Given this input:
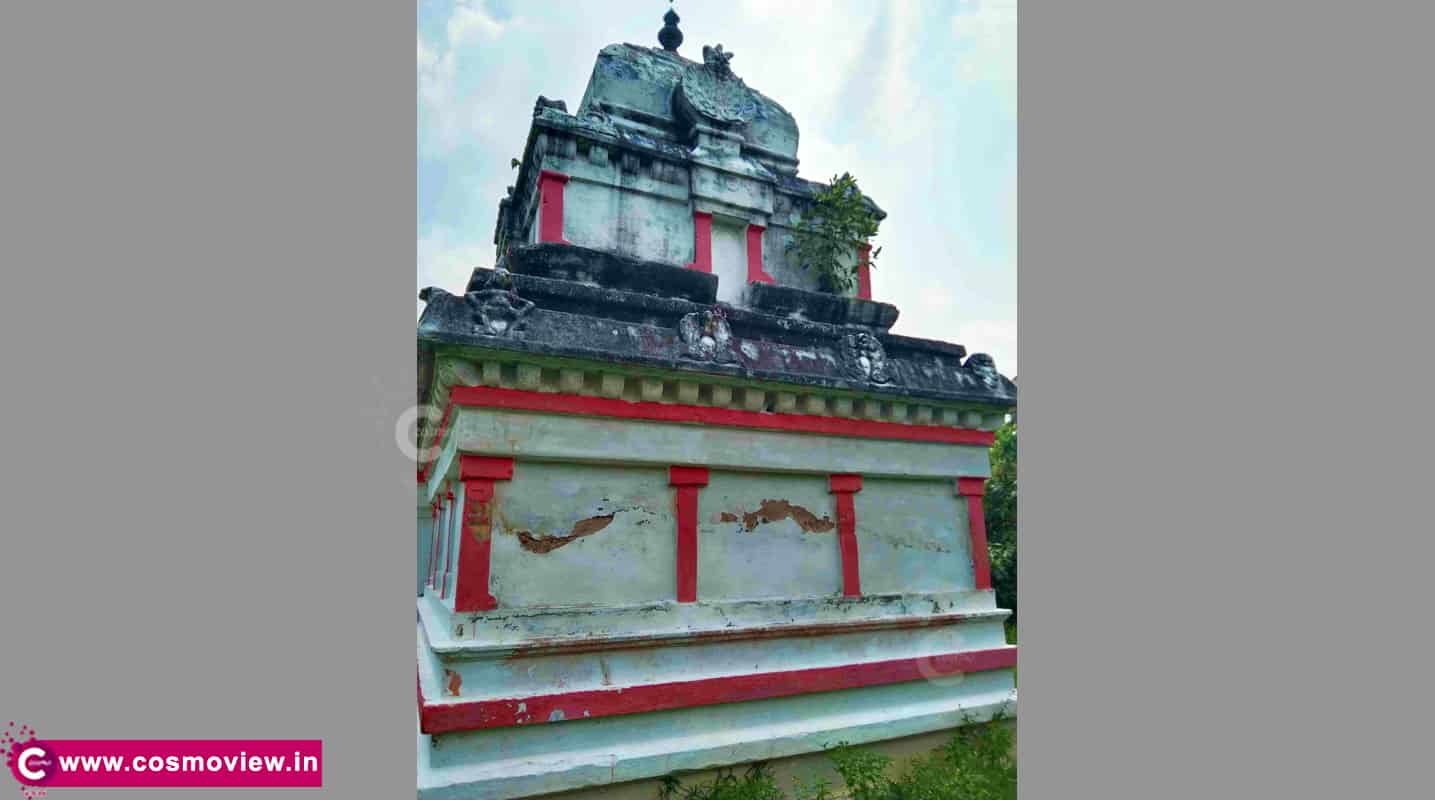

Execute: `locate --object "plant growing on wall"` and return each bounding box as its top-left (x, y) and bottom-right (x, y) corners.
top-left (986, 420), bottom-right (1017, 627)
top-left (786, 172), bottom-right (882, 295)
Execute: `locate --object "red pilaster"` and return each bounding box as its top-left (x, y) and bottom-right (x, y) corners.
top-left (856, 243), bottom-right (873, 300)
top-left (686, 211), bottom-right (713, 273)
top-left (746, 224), bottom-right (774, 284)
top-left (431, 499), bottom-right (446, 589)
top-left (957, 477), bottom-right (992, 591)
top-left (669, 466), bottom-right (710, 603)
top-left (537, 169), bottom-right (570, 244)
top-left (454, 455), bottom-right (514, 612)
top-left (425, 501), bottom-right (441, 589)
top-left (830, 474), bottom-right (864, 597)
top-left (438, 484), bottom-right (456, 598)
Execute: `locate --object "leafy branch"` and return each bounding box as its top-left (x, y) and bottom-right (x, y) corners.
top-left (786, 172), bottom-right (882, 294)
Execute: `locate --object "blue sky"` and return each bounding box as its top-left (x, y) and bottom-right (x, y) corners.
top-left (419, 0), bottom-right (1017, 376)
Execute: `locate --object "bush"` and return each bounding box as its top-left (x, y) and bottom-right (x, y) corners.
top-left (657, 718), bottom-right (1015, 800)
top-left (786, 172), bottom-right (882, 294)
top-left (984, 422), bottom-right (1016, 624)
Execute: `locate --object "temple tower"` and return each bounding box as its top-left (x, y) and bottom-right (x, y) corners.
top-left (417, 10), bottom-right (1016, 799)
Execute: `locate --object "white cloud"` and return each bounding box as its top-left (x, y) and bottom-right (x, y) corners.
top-left (951, 0), bottom-right (1018, 96)
top-left (865, 0), bottom-right (927, 148)
top-left (447, 1), bottom-right (506, 46)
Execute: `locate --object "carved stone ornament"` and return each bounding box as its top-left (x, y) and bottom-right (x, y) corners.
top-left (842, 331), bottom-right (891, 384)
top-left (467, 289), bottom-right (534, 338)
top-left (677, 44), bottom-right (758, 126)
top-left (963, 353), bottom-right (1001, 390)
top-left (533, 95), bottom-right (568, 117)
top-left (678, 307), bottom-right (735, 363)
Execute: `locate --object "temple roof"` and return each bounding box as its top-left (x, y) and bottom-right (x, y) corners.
top-left (419, 243), bottom-right (1015, 410)
top-left (575, 42), bottom-right (801, 174)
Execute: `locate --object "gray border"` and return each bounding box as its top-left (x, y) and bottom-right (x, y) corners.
top-left (0, 3), bottom-right (414, 798)
top-left (4, 1), bottom-right (1431, 798)
top-left (1022, 1), bottom-right (1429, 797)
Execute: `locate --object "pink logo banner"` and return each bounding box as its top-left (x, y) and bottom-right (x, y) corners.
top-left (6, 739), bottom-right (322, 790)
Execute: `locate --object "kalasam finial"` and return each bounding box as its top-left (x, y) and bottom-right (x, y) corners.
top-left (659, 4), bottom-right (683, 53)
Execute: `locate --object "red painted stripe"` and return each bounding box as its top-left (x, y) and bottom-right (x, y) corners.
top-left (833, 492), bottom-right (862, 597)
top-left (438, 487), bottom-right (455, 599)
top-left (668, 465), bottom-right (710, 487)
top-left (431, 502), bottom-right (447, 589)
top-left (830, 473), bottom-right (864, 597)
top-left (418, 647), bottom-right (1016, 734)
top-left (956, 477), bottom-right (991, 591)
top-left (674, 485), bottom-right (699, 603)
top-left (425, 503), bottom-right (441, 589)
top-left (829, 473), bottom-right (863, 494)
top-left (454, 478), bottom-right (503, 612)
top-left (965, 494), bottom-right (992, 591)
top-left (956, 477), bottom-right (987, 497)
top-left (857, 243), bottom-right (873, 300)
top-left (670, 465), bottom-right (708, 603)
top-left (460, 454), bottom-right (515, 481)
top-left (537, 170), bottom-right (569, 244)
top-left (447, 386), bottom-right (995, 446)
top-left (747, 224), bottom-right (774, 284)
top-left (686, 211), bottom-right (713, 273)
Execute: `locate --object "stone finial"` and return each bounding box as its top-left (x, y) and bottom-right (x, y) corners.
top-left (702, 44), bottom-right (735, 78)
top-left (533, 96), bottom-right (567, 117)
top-left (659, 6), bottom-right (683, 52)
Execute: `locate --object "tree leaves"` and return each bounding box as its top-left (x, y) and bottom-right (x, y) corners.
top-left (786, 172), bottom-right (881, 294)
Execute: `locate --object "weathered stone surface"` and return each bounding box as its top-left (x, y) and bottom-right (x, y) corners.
top-left (578, 42), bottom-right (799, 169)
top-left (493, 39), bottom-right (887, 297)
top-left (420, 244), bottom-right (1016, 408)
top-left (744, 281), bottom-right (899, 329)
top-left (486, 241), bottom-right (717, 304)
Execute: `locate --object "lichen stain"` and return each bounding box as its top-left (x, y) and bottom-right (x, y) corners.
top-left (444, 669), bottom-right (462, 697)
top-left (735, 500), bottom-right (835, 533)
top-left (513, 513), bottom-right (616, 553)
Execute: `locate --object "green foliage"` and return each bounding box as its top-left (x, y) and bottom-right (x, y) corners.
top-left (659, 763), bottom-right (784, 800)
top-left (786, 172), bottom-right (882, 294)
top-left (985, 421), bottom-right (1017, 624)
top-left (827, 743), bottom-right (894, 800)
top-left (657, 721), bottom-right (1015, 800)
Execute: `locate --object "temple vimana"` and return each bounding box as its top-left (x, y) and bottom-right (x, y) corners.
top-left (416, 9), bottom-right (1017, 799)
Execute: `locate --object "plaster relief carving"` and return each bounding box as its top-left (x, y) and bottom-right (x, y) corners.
top-left (842, 331), bottom-right (892, 384)
top-left (677, 44), bottom-right (758, 126)
top-left (467, 289), bottom-right (534, 338)
top-left (963, 353), bottom-right (1001, 390)
top-left (678, 307), bottom-right (736, 363)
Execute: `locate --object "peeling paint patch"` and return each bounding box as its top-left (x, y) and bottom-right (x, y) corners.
top-left (548, 709), bottom-right (566, 722)
top-left (512, 513), bottom-right (616, 553)
top-left (445, 669), bottom-right (462, 697)
top-left (737, 500), bottom-right (835, 533)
